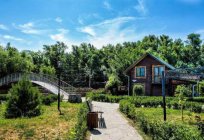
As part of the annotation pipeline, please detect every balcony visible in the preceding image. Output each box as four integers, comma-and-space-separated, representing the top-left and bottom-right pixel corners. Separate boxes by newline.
152, 76, 162, 84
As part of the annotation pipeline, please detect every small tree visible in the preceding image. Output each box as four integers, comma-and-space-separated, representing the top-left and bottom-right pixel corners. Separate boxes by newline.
105, 73, 121, 94
175, 85, 188, 121
133, 84, 144, 96
5, 76, 41, 118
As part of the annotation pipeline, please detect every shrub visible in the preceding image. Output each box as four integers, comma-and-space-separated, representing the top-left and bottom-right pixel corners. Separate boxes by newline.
133, 84, 144, 96
119, 100, 203, 140
0, 94, 8, 101
68, 94, 82, 103
5, 76, 41, 118
68, 103, 88, 140
41, 94, 58, 105
88, 93, 203, 113
187, 97, 204, 103
175, 85, 192, 97
86, 91, 130, 103
105, 74, 122, 94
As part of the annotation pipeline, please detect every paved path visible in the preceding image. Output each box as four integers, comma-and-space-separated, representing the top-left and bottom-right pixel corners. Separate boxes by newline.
90, 101, 143, 140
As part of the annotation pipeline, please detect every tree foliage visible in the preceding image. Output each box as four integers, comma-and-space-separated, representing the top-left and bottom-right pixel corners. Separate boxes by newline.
5, 76, 41, 118
0, 33, 204, 88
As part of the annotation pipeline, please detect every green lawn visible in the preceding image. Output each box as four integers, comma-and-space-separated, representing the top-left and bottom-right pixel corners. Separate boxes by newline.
135, 107, 204, 127
0, 102, 81, 140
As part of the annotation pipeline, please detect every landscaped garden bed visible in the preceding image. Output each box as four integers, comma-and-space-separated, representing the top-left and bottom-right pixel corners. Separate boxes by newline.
87, 91, 204, 139
119, 99, 204, 140
0, 102, 88, 140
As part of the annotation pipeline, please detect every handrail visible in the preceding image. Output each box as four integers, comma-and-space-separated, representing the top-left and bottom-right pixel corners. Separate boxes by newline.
0, 73, 76, 96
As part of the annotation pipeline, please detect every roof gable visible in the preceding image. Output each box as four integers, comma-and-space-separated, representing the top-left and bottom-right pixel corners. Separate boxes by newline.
124, 53, 175, 74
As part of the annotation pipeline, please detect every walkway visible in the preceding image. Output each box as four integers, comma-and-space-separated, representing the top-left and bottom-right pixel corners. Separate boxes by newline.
90, 101, 143, 140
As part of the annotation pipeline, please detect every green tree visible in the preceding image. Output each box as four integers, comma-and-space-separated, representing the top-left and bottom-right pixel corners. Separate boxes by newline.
175, 85, 190, 121
5, 76, 41, 118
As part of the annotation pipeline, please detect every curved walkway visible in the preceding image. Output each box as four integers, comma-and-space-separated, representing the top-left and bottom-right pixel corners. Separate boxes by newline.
90, 101, 143, 140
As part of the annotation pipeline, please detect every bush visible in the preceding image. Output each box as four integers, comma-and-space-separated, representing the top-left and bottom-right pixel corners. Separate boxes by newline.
41, 94, 58, 105
175, 85, 191, 97
105, 74, 121, 94
68, 94, 82, 103
0, 94, 8, 101
88, 93, 204, 113
86, 91, 130, 103
133, 84, 144, 96
5, 76, 41, 118
68, 103, 88, 140
119, 100, 203, 140
187, 97, 204, 103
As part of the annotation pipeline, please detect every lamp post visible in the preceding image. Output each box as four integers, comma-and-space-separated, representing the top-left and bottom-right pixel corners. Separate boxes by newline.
162, 71, 166, 121
58, 60, 62, 115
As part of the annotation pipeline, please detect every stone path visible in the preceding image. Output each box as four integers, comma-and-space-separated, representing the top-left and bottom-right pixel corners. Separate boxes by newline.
90, 101, 143, 140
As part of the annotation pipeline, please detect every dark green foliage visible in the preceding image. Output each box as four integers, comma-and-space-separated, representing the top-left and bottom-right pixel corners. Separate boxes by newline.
5, 77, 41, 118
119, 100, 203, 140
68, 103, 88, 140
41, 94, 58, 105
187, 97, 204, 103
1, 33, 204, 88
0, 94, 8, 101
68, 94, 82, 103
133, 84, 144, 96
86, 90, 130, 103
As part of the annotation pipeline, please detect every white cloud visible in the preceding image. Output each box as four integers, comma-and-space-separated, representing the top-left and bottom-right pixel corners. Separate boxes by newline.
3, 35, 24, 41
0, 24, 8, 30
79, 26, 96, 36
103, 1, 112, 10
78, 16, 139, 48
17, 22, 43, 35
55, 17, 62, 23
134, 0, 147, 15
50, 28, 79, 51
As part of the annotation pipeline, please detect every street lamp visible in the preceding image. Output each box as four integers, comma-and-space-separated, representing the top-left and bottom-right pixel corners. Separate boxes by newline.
58, 60, 62, 115
162, 71, 166, 121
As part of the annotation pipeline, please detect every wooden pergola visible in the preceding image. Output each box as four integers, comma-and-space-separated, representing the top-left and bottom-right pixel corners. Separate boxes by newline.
161, 66, 204, 121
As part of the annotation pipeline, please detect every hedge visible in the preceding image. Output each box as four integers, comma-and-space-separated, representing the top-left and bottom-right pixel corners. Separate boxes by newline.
87, 92, 204, 113
0, 94, 8, 101
119, 100, 203, 140
41, 94, 58, 105
86, 92, 130, 103
187, 97, 204, 103
68, 103, 89, 140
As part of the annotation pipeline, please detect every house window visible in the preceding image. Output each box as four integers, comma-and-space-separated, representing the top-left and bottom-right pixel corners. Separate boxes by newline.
135, 67, 146, 77
153, 66, 164, 83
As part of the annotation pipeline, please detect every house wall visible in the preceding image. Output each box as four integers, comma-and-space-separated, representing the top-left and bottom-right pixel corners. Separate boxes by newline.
129, 55, 171, 96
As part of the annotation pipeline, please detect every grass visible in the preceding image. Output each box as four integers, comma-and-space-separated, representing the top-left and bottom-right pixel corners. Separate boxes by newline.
135, 107, 204, 127
0, 102, 81, 139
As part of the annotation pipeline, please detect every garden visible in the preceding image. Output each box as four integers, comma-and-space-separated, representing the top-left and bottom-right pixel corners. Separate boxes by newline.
0, 78, 88, 140
87, 89, 204, 140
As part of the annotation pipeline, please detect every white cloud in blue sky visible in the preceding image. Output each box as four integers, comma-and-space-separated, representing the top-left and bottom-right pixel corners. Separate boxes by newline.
103, 1, 112, 10
0, 24, 8, 30
0, 0, 204, 51
134, 0, 147, 15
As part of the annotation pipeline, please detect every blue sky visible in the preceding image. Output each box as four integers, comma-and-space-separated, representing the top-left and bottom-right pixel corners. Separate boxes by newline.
0, 0, 204, 51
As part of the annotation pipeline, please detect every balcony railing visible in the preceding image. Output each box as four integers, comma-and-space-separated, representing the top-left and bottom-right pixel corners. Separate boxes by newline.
152, 76, 162, 83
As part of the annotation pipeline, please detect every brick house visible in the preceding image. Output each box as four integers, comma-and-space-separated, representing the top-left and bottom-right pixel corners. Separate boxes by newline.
124, 53, 176, 96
